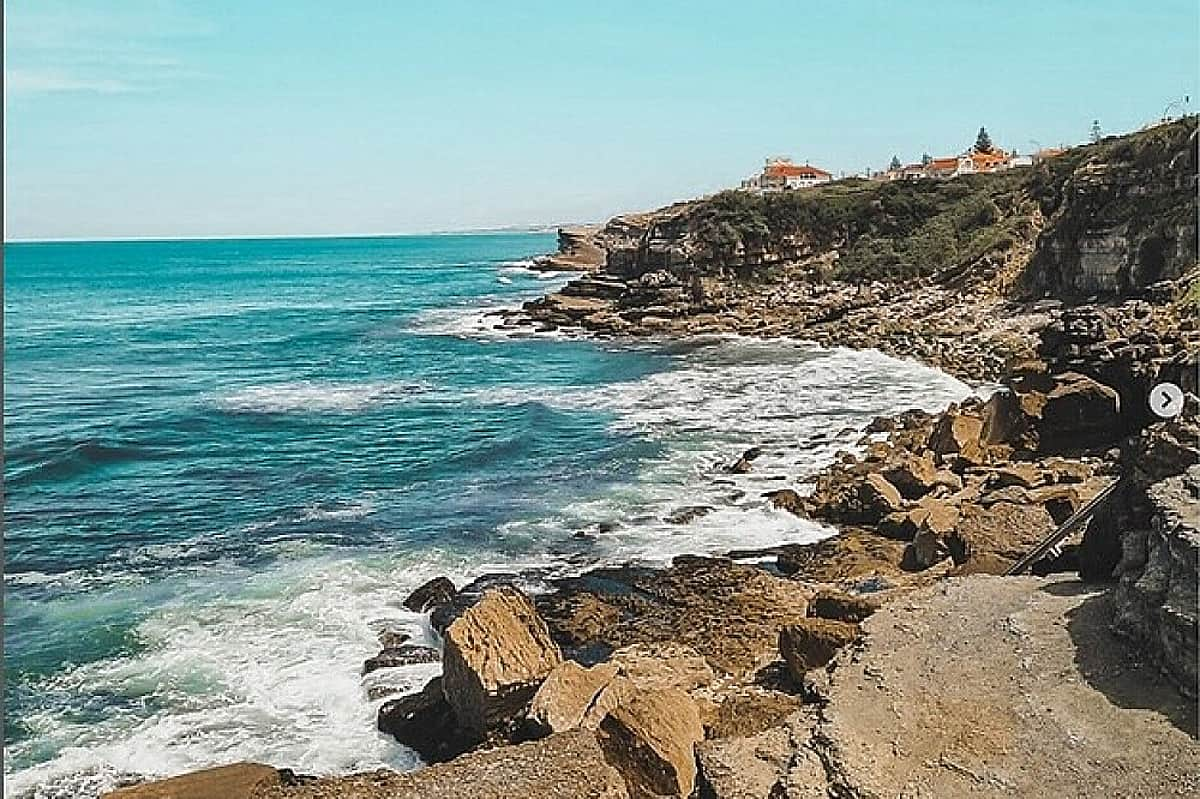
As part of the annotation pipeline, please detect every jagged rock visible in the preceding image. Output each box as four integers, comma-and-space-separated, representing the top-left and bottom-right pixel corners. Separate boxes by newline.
377, 677, 475, 763
878, 508, 927, 540
101, 764, 281, 799
527, 660, 619, 736
988, 463, 1045, 489
779, 619, 861, 681
1113, 464, 1200, 697
881, 453, 939, 498
441, 587, 563, 740
598, 688, 705, 799
857, 473, 903, 520
430, 573, 521, 634
980, 389, 1027, 446
539, 557, 812, 677
403, 576, 457, 614
927, 410, 984, 461
362, 644, 440, 674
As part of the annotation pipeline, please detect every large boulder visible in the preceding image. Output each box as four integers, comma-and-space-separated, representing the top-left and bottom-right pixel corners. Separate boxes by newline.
927, 410, 984, 463
696, 725, 793, 799
527, 660, 619, 735
947, 501, 1057, 569
101, 764, 281, 799
881, 453, 939, 499
441, 587, 563, 740
856, 474, 904, 521
527, 643, 714, 736
1032, 372, 1122, 453
598, 688, 705, 799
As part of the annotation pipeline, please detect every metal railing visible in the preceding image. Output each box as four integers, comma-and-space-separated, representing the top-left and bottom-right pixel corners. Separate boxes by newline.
1004, 478, 1124, 576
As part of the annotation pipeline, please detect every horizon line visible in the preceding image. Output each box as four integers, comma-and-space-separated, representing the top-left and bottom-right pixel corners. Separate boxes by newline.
2, 224, 587, 245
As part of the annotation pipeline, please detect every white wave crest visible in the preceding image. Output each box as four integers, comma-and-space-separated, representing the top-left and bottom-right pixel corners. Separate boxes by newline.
215, 381, 428, 414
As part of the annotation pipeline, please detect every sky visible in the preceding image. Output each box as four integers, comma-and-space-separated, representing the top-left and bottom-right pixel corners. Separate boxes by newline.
5, 0, 1199, 240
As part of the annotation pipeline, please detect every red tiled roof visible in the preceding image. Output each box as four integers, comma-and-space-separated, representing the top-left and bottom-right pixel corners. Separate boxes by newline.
764, 163, 831, 179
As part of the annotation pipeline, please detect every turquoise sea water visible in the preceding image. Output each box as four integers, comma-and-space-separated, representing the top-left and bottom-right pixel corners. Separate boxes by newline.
3, 234, 971, 798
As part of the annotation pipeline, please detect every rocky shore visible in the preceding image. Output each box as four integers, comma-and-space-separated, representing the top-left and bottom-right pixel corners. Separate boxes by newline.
105, 119, 1198, 798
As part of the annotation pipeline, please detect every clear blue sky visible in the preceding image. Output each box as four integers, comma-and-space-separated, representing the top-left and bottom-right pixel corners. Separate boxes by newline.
6, 0, 1198, 240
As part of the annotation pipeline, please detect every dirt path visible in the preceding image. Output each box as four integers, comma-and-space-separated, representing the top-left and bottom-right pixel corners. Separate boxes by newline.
805, 575, 1198, 798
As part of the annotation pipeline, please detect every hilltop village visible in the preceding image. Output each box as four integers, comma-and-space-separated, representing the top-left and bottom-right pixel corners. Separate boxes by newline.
739, 126, 1065, 194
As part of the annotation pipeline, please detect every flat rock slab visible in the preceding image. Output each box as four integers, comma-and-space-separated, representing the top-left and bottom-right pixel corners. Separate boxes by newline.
811, 575, 1200, 798
253, 731, 628, 799
103, 763, 281, 799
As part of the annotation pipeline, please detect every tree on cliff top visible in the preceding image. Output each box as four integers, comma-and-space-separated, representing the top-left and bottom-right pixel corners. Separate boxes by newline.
1091, 119, 1103, 143
922, 152, 932, 165
890, 155, 902, 171
974, 127, 994, 153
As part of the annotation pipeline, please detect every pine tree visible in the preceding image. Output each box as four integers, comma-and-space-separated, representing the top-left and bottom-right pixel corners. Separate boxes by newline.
1090, 119, 1102, 143
889, 155, 902, 171
921, 152, 932, 166
974, 126, 994, 153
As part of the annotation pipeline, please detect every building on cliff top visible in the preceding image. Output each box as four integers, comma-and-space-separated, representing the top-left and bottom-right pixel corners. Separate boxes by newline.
877, 145, 1052, 181
740, 157, 833, 193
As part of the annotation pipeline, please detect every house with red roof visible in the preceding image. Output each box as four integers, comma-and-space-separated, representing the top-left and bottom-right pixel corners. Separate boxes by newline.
741, 157, 833, 193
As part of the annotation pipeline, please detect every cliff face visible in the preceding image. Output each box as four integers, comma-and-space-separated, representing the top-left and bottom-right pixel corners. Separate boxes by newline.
1022, 120, 1199, 300
577, 116, 1197, 303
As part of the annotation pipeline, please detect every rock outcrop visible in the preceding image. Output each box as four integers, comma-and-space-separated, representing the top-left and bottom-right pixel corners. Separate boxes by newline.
258, 730, 631, 799
597, 688, 705, 799
441, 587, 564, 741
101, 764, 283, 799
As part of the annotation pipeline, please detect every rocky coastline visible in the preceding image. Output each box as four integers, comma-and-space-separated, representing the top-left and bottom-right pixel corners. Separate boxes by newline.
106, 120, 1198, 798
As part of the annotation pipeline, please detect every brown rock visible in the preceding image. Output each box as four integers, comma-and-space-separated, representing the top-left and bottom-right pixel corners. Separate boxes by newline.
598, 688, 705, 799
1034, 372, 1122, 453
948, 501, 1056, 565
696, 725, 792, 799
256, 730, 631, 799
528, 661, 619, 736
857, 473, 903, 520
988, 463, 1045, 490
928, 411, 984, 458
881, 453, 939, 498
877, 508, 928, 540
441, 587, 563, 740
779, 619, 861, 681
102, 764, 280, 799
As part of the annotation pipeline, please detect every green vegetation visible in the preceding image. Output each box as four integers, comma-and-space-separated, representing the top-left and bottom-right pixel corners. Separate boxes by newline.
687, 115, 1197, 285
975, 126, 994, 153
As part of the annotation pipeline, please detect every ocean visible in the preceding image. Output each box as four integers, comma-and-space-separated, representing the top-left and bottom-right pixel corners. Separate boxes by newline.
2, 233, 972, 798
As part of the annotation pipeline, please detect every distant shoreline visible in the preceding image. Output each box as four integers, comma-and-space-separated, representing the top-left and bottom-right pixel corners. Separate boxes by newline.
3, 227, 578, 246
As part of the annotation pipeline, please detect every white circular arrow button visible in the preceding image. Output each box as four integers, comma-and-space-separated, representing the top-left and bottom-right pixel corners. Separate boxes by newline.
1149, 382, 1185, 419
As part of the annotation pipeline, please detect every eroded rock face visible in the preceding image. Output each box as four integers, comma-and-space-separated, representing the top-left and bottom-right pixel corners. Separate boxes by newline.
441, 587, 563, 740
598, 688, 705, 799
1113, 464, 1200, 698
527, 660, 619, 735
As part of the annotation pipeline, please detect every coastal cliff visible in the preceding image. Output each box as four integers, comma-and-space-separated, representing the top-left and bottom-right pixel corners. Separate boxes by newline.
108, 119, 1199, 799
